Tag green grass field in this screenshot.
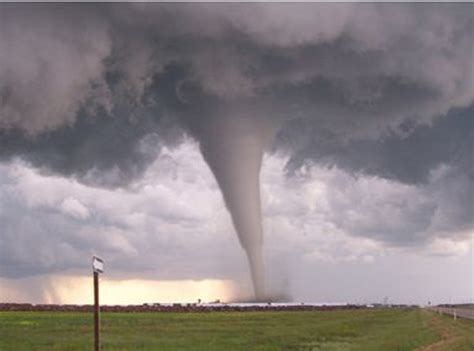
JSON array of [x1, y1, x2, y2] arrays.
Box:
[[0, 309, 473, 350]]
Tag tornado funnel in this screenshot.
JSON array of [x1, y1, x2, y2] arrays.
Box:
[[191, 113, 274, 300]]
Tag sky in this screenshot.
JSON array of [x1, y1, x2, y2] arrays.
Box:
[[0, 2, 473, 305]]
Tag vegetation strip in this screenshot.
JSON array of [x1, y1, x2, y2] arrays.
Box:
[[0, 309, 451, 350]]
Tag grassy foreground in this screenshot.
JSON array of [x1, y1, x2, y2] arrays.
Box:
[[0, 309, 472, 350]]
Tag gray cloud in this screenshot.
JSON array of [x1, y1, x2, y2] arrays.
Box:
[[0, 4, 112, 134], [0, 149, 246, 280]]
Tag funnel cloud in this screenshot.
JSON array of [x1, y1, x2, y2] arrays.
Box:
[[185, 112, 278, 299]]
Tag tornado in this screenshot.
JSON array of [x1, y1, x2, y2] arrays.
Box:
[[183, 107, 276, 300]]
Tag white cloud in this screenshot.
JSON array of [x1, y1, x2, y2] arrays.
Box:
[[60, 197, 90, 220], [426, 237, 472, 257]]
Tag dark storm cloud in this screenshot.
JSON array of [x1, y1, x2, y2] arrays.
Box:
[[0, 4, 473, 138], [280, 105, 474, 185], [0, 66, 186, 187], [0, 3, 472, 186]]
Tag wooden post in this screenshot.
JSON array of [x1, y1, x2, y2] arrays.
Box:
[[94, 271, 100, 351], [92, 255, 104, 351]]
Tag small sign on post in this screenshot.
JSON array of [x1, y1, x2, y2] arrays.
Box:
[[93, 256, 104, 274], [92, 256, 104, 351]]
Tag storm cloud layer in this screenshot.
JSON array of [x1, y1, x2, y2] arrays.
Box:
[[1, 3, 472, 180], [0, 3, 473, 299]]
